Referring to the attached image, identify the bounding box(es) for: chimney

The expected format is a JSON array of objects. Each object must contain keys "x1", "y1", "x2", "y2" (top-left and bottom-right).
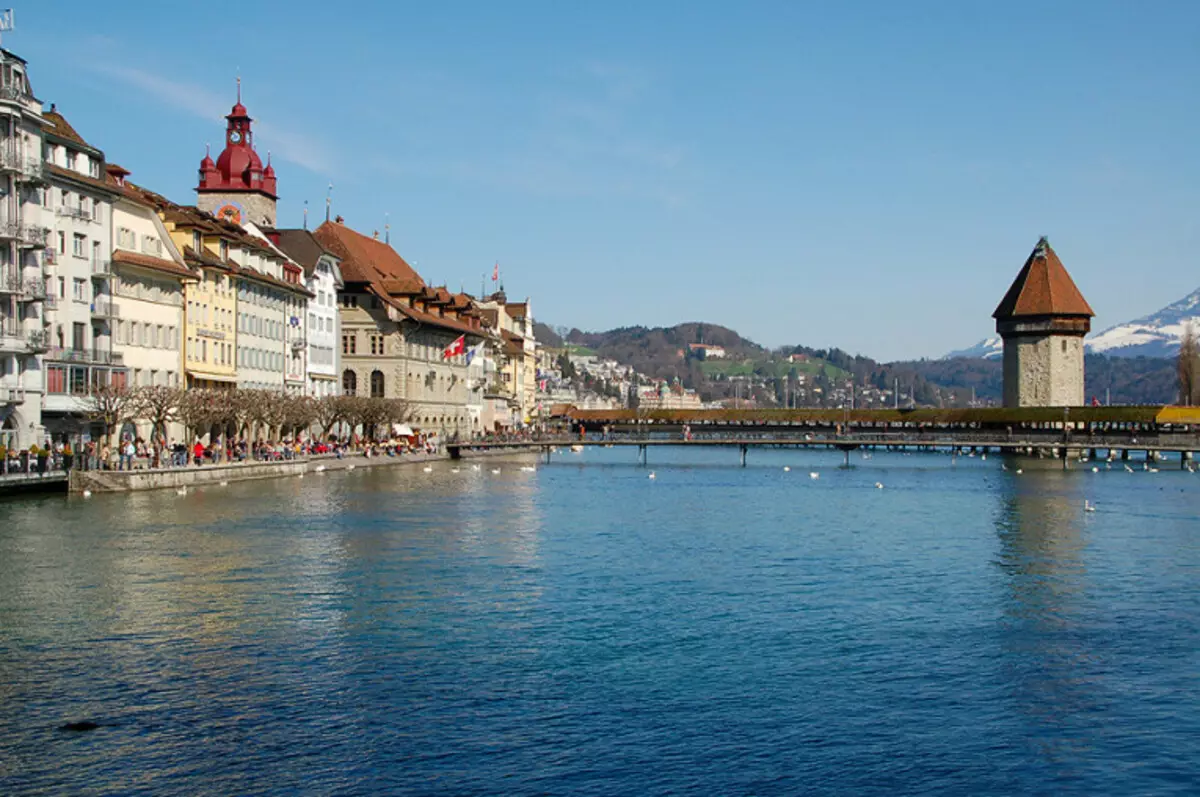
[{"x1": 334, "y1": 215, "x2": 344, "y2": 224}]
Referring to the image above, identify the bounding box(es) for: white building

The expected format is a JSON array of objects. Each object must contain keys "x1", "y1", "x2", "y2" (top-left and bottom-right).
[
  {"x1": 0, "y1": 46, "x2": 49, "y2": 451},
  {"x1": 264, "y1": 228, "x2": 342, "y2": 397},
  {"x1": 40, "y1": 106, "x2": 123, "y2": 439},
  {"x1": 106, "y1": 165, "x2": 192, "y2": 398}
]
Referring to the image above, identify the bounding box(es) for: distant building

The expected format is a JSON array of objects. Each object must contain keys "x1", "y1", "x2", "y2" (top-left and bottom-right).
[
  {"x1": 993, "y1": 237, "x2": 1093, "y2": 408},
  {"x1": 688, "y1": 343, "x2": 726, "y2": 360},
  {"x1": 640, "y1": 380, "x2": 703, "y2": 410}
]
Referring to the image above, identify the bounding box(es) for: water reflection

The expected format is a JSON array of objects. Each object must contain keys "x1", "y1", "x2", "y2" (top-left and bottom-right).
[{"x1": 992, "y1": 468, "x2": 1101, "y2": 771}]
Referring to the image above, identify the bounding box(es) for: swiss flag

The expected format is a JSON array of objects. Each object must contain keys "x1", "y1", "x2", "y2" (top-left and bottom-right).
[
  {"x1": 442, "y1": 335, "x2": 466, "y2": 360},
  {"x1": 492, "y1": 262, "x2": 499, "y2": 281}
]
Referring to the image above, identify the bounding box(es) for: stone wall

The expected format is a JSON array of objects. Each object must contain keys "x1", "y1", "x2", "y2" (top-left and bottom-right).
[
  {"x1": 70, "y1": 459, "x2": 307, "y2": 493},
  {"x1": 1002, "y1": 333, "x2": 1085, "y2": 407}
]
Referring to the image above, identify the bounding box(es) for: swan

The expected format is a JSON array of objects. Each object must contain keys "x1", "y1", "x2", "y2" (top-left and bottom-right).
[
  {"x1": 219, "y1": 480, "x2": 228, "y2": 486},
  {"x1": 176, "y1": 486, "x2": 188, "y2": 496},
  {"x1": 1124, "y1": 465, "x2": 1134, "y2": 473},
  {"x1": 648, "y1": 472, "x2": 656, "y2": 479},
  {"x1": 451, "y1": 468, "x2": 460, "y2": 473},
  {"x1": 472, "y1": 464, "x2": 481, "y2": 471},
  {"x1": 315, "y1": 465, "x2": 326, "y2": 472},
  {"x1": 874, "y1": 482, "x2": 884, "y2": 489},
  {"x1": 297, "y1": 473, "x2": 304, "y2": 479},
  {"x1": 422, "y1": 466, "x2": 433, "y2": 473},
  {"x1": 783, "y1": 466, "x2": 790, "y2": 472},
  {"x1": 1091, "y1": 467, "x2": 1099, "y2": 473},
  {"x1": 81, "y1": 489, "x2": 92, "y2": 498},
  {"x1": 347, "y1": 464, "x2": 355, "y2": 471},
  {"x1": 1084, "y1": 500, "x2": 1096, "y2": 512},
  {"x1": 520, "y1": 466, "x2": 536, "y2": 472},
  {"x1": 809, "y1": 472, "x2": 819, "y2": 480},
  {"x1": 1015, "y1": 469, "x2": 1023, "y2": 475},
  {"x1": 491, "y1": 468, "x2": 501, "y2": 474},
  {"x1": 981, "y1": 454, "x2": 987, "y2": 461}
]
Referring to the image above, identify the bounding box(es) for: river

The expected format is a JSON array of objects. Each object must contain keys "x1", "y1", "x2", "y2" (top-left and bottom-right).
[{"x1": 1, "y1": 447, "x2": 1197, "y2": 795}]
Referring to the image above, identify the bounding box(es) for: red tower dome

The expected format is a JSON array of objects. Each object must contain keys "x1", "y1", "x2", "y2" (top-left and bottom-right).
[{"x1": 196, "y1": 80, "x2": 277, "y2": 199}]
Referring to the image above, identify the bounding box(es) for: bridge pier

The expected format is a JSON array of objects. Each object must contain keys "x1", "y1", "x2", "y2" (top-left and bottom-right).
[
  {"x1": 740, "y1": 445, "x2": 747, "y2": 468},
  {"x1": 543, "y1": 445, "x2": 552, "y2": 464},
  {"x1": 638, "y1": 445, "x2": 647, "y2": 467}
]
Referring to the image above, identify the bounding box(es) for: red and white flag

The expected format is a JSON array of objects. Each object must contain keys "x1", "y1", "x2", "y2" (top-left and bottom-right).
[
  {"x1": 492, "y1": 262, "x2": 499, "y2": 282},
  {"x1": 442, "y1": 335, "x2": 466, "y2": 359}
]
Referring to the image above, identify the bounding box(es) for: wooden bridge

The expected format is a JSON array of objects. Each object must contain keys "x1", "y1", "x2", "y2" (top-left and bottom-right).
[{"x1": 448, "y1": 406, "x2": 1200, "y2": 469}]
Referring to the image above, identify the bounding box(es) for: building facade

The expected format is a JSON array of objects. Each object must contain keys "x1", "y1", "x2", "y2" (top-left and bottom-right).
[
  {"x1": 270, "y1": 228, "x2": 342, "y2": 397},
  {"x1": 315, "y1": 218, "x2": 485, "y2": 437},
  {"x1": 40, "y1": 107, "x2": 124, "y2": 438},
  {"x1": 994, "y1": 237, "x2": 1094, "y2": 408},
  {"x1": 0, "y1": 46, "x2": 49, "y2": 450},
  {"x1": 107, "y1": 166, "x2": 192, "y2": 395}
]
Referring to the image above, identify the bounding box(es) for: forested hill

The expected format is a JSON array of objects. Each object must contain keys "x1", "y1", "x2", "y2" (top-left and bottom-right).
[{"x1": 550, "y1": 320, "x2": 1180, "y2": 406}]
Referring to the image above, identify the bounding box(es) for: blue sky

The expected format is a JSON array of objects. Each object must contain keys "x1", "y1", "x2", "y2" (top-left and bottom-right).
[{"x1": 12, "y1": 1, "x2": 1200, "y2": 360}]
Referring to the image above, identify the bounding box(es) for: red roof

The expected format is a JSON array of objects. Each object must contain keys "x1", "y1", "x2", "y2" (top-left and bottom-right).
[
  {"x1": 993, "y1": 238, "x2": 1094, "y2": 319},
  {"x1": 111, "y1": 249, "x2": 196, "y2": 280},
  {"x1": 313, "y1": 220, "x2": 425, "y2": 291}
]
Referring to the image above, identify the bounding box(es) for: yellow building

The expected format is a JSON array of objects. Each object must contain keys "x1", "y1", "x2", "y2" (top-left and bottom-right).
[{"x1": 158, "y1": 205, "x2": 239, "y2": 389}]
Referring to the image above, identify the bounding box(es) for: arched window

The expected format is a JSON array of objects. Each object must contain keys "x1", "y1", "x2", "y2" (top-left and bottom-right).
[
  {"x1": 342, "y1": 369, "x2": 357, "y2": 396},
  {"x1": 370, "y1": 369, "x2": 385, "y2": 398}
]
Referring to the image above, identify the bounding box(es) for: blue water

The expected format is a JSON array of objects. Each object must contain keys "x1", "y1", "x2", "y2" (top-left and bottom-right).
[{"x1": 1, "y1": 448, "x2": 1198, "y2": 795}]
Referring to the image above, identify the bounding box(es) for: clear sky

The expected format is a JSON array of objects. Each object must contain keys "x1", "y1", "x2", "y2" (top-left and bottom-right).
[{"x1": 11, "y1": 1, "x2": 1200, "y2": 360}]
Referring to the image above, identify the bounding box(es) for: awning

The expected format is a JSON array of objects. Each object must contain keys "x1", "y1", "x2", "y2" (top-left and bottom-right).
[
  {"x1": 187, "y1": 371, "x2": 238, "y2": 383},
  {"x1": 392, "y1": 424, "x2": 415, "y2": 436}
]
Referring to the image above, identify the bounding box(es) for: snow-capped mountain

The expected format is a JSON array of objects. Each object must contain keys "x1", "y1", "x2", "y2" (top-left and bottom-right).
[
  {"x1": 945, "y1": 336, "x2": 1002, "y2": 360},
  {"x1": 946, "y1": 286, "x2": 1200, "y2": 360},
  {"x1": 1086, "y1": 287, "x2": 1200, "y2": 358}
]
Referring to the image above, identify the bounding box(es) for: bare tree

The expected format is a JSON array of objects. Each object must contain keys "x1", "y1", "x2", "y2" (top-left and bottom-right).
[
  {"x1": 133, "y1": 386, "x2": 183, "y2": 443},
  {"x1": 176, "y1": 389, "x2": 224, "y2": 446},
  {"x1": 313, "y1": 394, "x2": 351, "y2": 438},
  {"x1": 280, "y1": 395, "x2": 318, "y2": 440},
  {"x1": 82, "y1": 382, "x2": 138, "y2": 449},
  {"x1": 1180, "y1": 322, "x2": 1199, "y2": 406}
]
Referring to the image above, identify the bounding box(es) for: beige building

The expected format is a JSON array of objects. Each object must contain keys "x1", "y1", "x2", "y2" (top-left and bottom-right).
[
  {"x1": 477, "y1": 293, "x2": 539, "y2": 426},
  {"x1": 994, "y1": 237, "x2": 1093, "y2": 408},
  {"x1": 314, "y1": 218, "x2": 486, "y2": 437}
]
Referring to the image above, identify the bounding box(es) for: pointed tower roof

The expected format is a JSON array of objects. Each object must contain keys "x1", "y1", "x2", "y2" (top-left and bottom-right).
[{"x1": 993, "y1": 237, "x2": 1094, "y2": 319}]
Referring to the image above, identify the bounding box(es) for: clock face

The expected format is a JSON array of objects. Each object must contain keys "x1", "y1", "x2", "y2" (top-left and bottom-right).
[
  {"x1": 216, "y1": 202, "x2": 243, "y2": 224},
  {"x1": 229, "y1": 130, "x2": 242, "y2": 144}
]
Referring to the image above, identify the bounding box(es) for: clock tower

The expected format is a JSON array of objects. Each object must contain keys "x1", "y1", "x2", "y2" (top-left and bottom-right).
[{"x1": 197, "y1": 80, "x2": 278, "y2": 226}]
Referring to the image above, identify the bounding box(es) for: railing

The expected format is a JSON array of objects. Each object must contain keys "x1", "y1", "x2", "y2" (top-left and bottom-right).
[
  {"x1": 0, "y1": 85, "x2": 34, "y2": 104},
  {"x1": 27, "y1": 330, "x2": 49, "y2": 352},
  {"x1": 44, "y1": 346, "x2": 124, "y2": 365},
  {"x1": 0, "y1": 272, "x2": 20, "y2": 293},
  {"x1": 91, "y1": 258, "x2": 112, "y2": 277},
  {"x1": 90, "y1": 298, "x2": 119, "y2": 318},
  {"x1": 42, "y1": 293, "x2": 58, "y2": 310},
  {"x1": 20, "y1": 279, "x2": 46, "y2": 300},
  {"x1": 0, "y1": 386, "x2": 25, "y2": 404},
  {"x1": 57, "y1": 206, "x2": 92, "y2": 221},
  {"x1": 2, "y1": 223, "x2": 51, "y2": 247},
  {"x1": 290, "y1": 337, "x2": 307, "y2": 350},
  {"x1": 15, "y1": 158, "x2": 43, "y2": 183}
]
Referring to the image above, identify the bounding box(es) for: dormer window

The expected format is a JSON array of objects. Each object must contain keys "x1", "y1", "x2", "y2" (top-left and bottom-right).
[
  {"x1": 193, "y1": 231, "x2": 201, "y2": 252},
  {"x1": 219, "y1": 240, "x2": 229, "y2": 261}
]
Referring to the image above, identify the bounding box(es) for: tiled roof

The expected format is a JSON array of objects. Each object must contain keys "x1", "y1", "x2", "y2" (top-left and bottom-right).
[
  {"x1": 111, "y1": 249, "x2": 195, "y2": 280},
  {"x1": 268, "y1": 228, "x2": 336, "y2": 277},
  {"x1": 313, "y1": 220, "x2": 424, "y2": 291},
  {"x1": 993, "y1": 238, "x2": 1094, "y2": 319},
  {"x1": 42, "y1": 108, "x2": 92, "y2": 149},
  {"x1": 367, "y1": 284, "x2": 481, "y2": 338},
  {"x1": 183, "y1": 245, "x2": 233, "y2": 272},
  {"x1": 45, "y1": 162, "x2": 118, "y2": 196}
]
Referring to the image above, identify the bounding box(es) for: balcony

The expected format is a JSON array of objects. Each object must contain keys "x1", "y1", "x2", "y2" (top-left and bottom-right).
[
  {"x1": 44, "y1": 346, "x2": 124, "y2": 365},
  {"x1": 57, "y1": 205, "x2": 93, "y2": 222},
  {"x1": 0, "y1": 223, "x2": 50, "y2": 248},
  {"x1": 19, "y1": 279, "x2": 46, "y2": 301},
  {"x1": 0, "y1": 385, "x2": 25, "y2": 404},
  {"x1": 27, "y1": 330, "x2": 49, "y2": 352},
  {"x1": 0, "y1": 272, "x2": 19, "y2": 293},
  {"x1": 43, "y1": 293, "x2": 58, "y2": 310},
  {"x1": 91, "y1": 258, "x2": 112, "y2": 278},
  {"x1": 90, "y1": 298, "x2": 119, "y2": 319},
  {"x1": 291, "y1": 337, "x2": 307, "y2": 350}
]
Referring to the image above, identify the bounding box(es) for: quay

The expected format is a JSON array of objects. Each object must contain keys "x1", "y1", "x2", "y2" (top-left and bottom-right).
[{"x1": 449, "y1": 406, "x2": 1200, "y2": 469}]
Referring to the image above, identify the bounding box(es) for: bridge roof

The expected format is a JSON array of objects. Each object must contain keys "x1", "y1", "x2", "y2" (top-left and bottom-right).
[
  {"x1": 994, "y1": 237, "x2": 1094, "y2": 319},
  {"x1": 560, "y1": 406, "x2": 1200, "y2": 426}
]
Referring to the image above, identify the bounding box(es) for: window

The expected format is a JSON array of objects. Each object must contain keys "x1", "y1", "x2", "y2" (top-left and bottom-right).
[
  {"x1": 58, "y1": 231, "x2": 66, "y2": 254},
  {"x1": 72, "y1": 278, "x2": 86, "y2": 301},
  {"x1": 72, "y1": 234, "x2": 86, "y2": 258},
  {"x1": 1062, "y1": 339, "x2": 1068, "y2": 353},
  {"x1": 341, "y1": 294, "x2": 357, "y2": 308},
  {"x1": 219, "y1": 240, "x2": 229, "y2": 261},
  {"x1": 47, "y1": 365, "x2": 66, "y2": 394},
  {"x1": 342, "y1": 333, "x2": 356, "y2": 355},
  {"x1": 192, "y1": 230, "x2": 202, "y2": 252},
  {"x1": 60, "y1": 189, "x2": 70, "y2": 208},
  {"x1": 370, "y1": 370, "x2": 385, "y2": 398},
  {"x1": 201, "y1": 339, "x2": 207, "y2": 362},
  {"x1": 370, "y1": 334, "x2": 384, "y2": 355},
  {"x1": 342, "y1": 369, "x2": 357, "y2": 396},
  {"x1": 115, "y1": 319, "x2": 125, "y2": 345},
  {"x1": 69, "y1": 366, "x2": 87, "y2": 395}
]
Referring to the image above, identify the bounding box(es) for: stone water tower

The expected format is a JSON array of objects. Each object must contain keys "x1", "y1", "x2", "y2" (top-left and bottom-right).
[{"x1": 993, "y1": 237, "x2": 1094, "y2": 408}]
